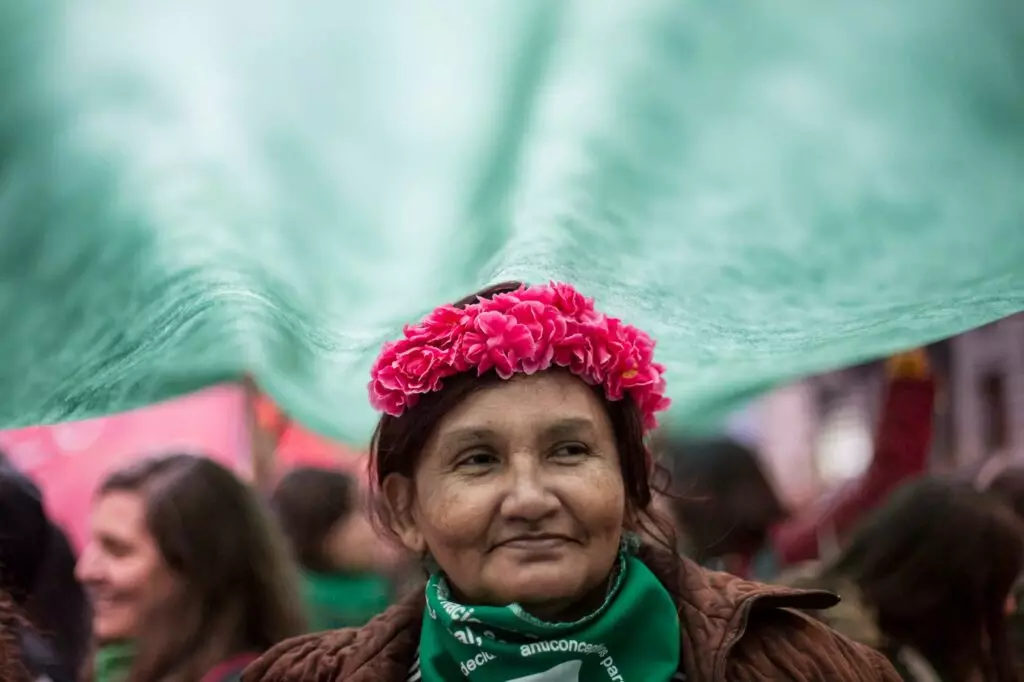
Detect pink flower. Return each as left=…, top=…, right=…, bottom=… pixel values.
left=552, top=319, right=617, bottom=384
left=547, top=281, right=596, bottom=318
left=452, top=329, right=485, bottom=372
left=618, top=324, right=656, bottom=365
left=368, top=343, right=453, bottom=415
left=369, top=378, right=416, bottom=416
left=476, top=287, right=521, bottom=315
left=516, top=284, right=556, bottom=307
left=508, top=301, right=566, bottom=373
left=396, top=346, right=449, bottom=390
left=367, top=281, right=670, bottom=430
left=468, top=311, right=537, bottom=379
left=404, top=305, right=467, bottom=349
left=552, top=336, right=598, bottom=385
left=635, top=386, right=671, bottom=430
left=608, top=363, right=656, bottom=402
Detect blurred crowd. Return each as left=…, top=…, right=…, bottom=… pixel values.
left=1, top=346, right=1023, bottom=682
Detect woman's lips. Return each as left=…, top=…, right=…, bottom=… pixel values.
left=498, top=535, right=572, bottom=550
left=86, top=590, right=122, bottom=611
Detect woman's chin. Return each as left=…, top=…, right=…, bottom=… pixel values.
left=486, top=571, right=589, bottom=613
left=481, top=552, right=603, bottom=606
left=94, top=623, right=133, bottom=645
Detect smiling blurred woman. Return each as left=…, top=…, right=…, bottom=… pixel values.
left=247, top=282, right=899, bottom=682
left=76, top=454, right=305, bottom=682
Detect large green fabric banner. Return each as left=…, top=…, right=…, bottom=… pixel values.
left=1, top=0, right=1022, bottom=443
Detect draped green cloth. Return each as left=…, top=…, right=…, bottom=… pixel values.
left=1, top=0, right=1022, bottom=443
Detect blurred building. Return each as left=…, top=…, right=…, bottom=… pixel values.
left=748, top=313, right=1023, bottom=507
left=948, top=313, right=1024, bottom=468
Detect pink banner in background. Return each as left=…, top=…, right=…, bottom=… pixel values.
left=0, top=385, right=249, bottom=551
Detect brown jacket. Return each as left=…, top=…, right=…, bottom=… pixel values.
left=244, top=548, right=899, bottom=682
left=775, top=561, right=884, bottom=649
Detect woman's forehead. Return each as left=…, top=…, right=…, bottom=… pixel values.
left=92, top=491, right=148, bottom=540
left=433, top=373, right=611, bottom=439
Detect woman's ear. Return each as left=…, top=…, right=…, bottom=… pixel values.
left=382, top=473, right=426, bottom=554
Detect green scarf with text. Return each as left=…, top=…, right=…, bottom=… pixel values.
left=418, top=552, right=680, bottom=681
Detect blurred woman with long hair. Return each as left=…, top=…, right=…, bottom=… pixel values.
left=76, top=453, right=306, bottom=682
left=812, top=478, right=1023, bottom=682
left=271, top=466, right=398, bottom=630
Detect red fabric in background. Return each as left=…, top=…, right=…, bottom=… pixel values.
left=0, top=385, right=248, bottom=551
left=251, top=391, right=365, bottom=476
left=273, top=424, right=365, bottom=474
left=771, top=376, right=937, bottom=564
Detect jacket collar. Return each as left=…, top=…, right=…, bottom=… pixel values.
left=296, top=545, right=839, bottom=682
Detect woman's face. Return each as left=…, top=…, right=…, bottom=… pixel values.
left=75, top=491, right=181, bottom=642
left=386, top=372, right=626, bottom=618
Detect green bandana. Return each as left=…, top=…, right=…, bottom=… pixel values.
left=93, top=642, right=135, bottom=682
left=418, top=553, right=681, bottom=681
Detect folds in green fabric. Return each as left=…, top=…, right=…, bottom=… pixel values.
left=1, top=0, right=1022, bottom=443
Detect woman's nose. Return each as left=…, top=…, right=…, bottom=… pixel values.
left=75, top=544, right=101, bottom=584
left=500, top=458, right=559, bottom=522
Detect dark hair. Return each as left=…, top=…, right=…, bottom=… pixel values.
left=0, top=463, right=91, bottom=675
left=271, top=467, right=358, bottom=573
left=0, top=590, right=30, bottom=682
left=26, top=524, right=92, bottom=675
left=0, top=466, right=49, bottom=604
left=825, top=477, right=1024, bottom=682
left=656, top=437, right=786, bottom=560
left=981, top=466, right=1024, bottom=522
left=1, top=589, right=78, bottom=682
left=368, top=282, right=677, bottom=568
left=97, top=454, right=306, bottom=682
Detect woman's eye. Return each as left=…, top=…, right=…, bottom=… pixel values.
left=551, top=443, right=589, bottom=460
left=102, top=539, right=132, bottom=559
left=456, top=451, right=499, bottom=468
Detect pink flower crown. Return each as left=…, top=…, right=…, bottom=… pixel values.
left=368, top=282, right=670, bottom=430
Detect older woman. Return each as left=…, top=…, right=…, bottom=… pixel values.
left=246, top=282, right=897, bottom=682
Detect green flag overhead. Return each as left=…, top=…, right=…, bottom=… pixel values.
left=1, top=0, right=1022, bottom=442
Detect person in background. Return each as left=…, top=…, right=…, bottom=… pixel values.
left=31, top=518, right=93, bottom=675
left=0, top=578, right=75, bottom=682
left=786, top=478, right=1023, bottom=682
left=0, top=589, right=33, bottom=682
left=76, top=454, right=306, bottom=682
left=976, top=459, right=1024, bottom=521
left=0, top=589, right=75, bottom=682
left=0, top=462, right=84, bottom=682
left=247, top=281, right=897, bottom=681
left=661, top=347, right=936, bottom=578
left=972, top=459, right=1024, bottom=681
left=658, top=438, right=787, bottom=575
left=271, top=466, right=396, bottom=630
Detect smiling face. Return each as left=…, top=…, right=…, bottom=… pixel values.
left=384, top=372, right=626, bottom=619
left=75, top=491, right=181, bottom=643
